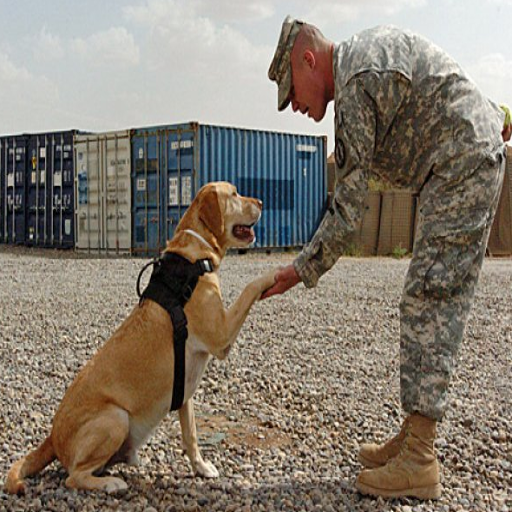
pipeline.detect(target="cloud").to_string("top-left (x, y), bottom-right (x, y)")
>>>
top-left (124, 0), bottom-right (266, 77)
top-left (300, 0), bottom-right (426, 25)
top-left (33, 27), bottom-right (65, 61)
top-left (467, 53), bottom-right (512, 106)
top-left (0, 50), bottom-right (61, 132)
top-left (121, 0), bottom-right (279, 128)
top-left (0, 50), bottom-right (59, 103)
top-left (71, 27), bottom-right (140, 68)
top-left (485, 0), bottom-right (512, 5)
top-left (194, 0), bottom-right (274, 22)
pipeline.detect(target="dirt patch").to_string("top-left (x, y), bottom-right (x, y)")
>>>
top-left (197, 415), bottom-right (291, 450)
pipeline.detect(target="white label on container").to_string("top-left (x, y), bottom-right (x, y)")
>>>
top-left (65, 219), bottom-right (71, 235)
top-left (181, 176), bottom-right (192, 205)
top-left (137, 178), bottom-right (146, 191)
top-left (7, 174), bottom-right (14, 187)
top-left (31, 172), bottom-right (37, 184)
top-left (171, 140), bottom-right (194, 150)
top-left (54, 172), bottom-right (62, 187)
top-left (40, 171), bottom-right (45, 184)
top-left (138, 148), bottom-right (144, 159)
top-left (169, 177), bottom-right (179, 205)
top-left (296, 144), bottom-right (317, 153)
top-left (40, 147), bottom-right (46, 158)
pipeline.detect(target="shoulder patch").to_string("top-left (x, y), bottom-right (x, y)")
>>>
top-left (335, 137), bottom-right (345, 169)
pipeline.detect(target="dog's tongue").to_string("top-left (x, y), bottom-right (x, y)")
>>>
top-left (233, 225), bottom-right (252, 239)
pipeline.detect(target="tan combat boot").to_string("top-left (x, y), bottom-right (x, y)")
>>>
top-left (356, 413), bottom-right (442, 500)
top-left (358, 416), bottom-right (410, 468)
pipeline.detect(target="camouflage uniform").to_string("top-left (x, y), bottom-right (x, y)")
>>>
top-left (292, 26), bottom-right (506, 421)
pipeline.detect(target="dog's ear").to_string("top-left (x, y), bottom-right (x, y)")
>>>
top-left (199, 189), bottom-right (224, 239)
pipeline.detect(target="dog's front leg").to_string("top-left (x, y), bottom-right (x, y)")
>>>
top-left (179, 398), bottom-right (219, 478)
top-left (215, 270), bottom-right (276, 358)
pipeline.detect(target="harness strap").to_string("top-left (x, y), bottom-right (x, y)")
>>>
top-left (136, 252), bottom-right (214, 411)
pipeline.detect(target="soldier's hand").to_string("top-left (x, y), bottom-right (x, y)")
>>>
top-left (260, 264), bottom-right (301, 299)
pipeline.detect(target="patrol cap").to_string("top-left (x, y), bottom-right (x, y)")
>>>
top-left (268, 16), bottom-right (304, 111)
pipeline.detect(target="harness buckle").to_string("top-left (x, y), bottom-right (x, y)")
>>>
top-left (199, 259), bottom-right (213, 273)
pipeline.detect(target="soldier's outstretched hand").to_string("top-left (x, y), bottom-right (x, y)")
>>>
top-left (260, 264), bottom-right (301, 299)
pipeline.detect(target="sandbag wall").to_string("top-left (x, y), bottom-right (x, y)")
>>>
top-left (487, 145), bottom-right (512, 256)
top-left (342, 145), bottom-right (512, 256)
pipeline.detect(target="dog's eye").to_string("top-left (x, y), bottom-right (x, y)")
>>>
top-left (232, 191), bottom-right (238, 197)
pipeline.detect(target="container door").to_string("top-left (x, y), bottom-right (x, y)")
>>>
top-left (75, 137), bottom-right (103, 251)
top-left (165, 129), bottom-right (195, 242)
top-left (5, 138), bottom-right (28, 244)
top-left (26, 135), bottom-right (49, 246)
top-left (133, 133), bottom-right (161, 254)
top-left (104, 133), bottom-right (131, 253)
top-left (0, 139), bottom-right (5, 243)
top-left (51, 133), bottom-right (74, 248)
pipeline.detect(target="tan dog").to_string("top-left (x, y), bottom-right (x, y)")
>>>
top-left (6, 181), bottom-right (276, 494)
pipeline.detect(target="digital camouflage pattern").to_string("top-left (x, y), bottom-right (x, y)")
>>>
top-left (267, 16), bottom-right (304, 112)
top-left (292, 25), bottom-right (506, 420)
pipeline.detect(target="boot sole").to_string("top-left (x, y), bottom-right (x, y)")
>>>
top-left (357, 453), bottom-right (385, 469)
top-left (356, 480), bottom-right (442, 500)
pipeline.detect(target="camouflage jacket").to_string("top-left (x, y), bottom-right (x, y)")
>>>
top-left (295, 25), bottom-right (505, 288)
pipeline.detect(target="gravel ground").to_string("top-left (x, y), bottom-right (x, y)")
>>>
top-left (0, 247), bottom-right (511, 512)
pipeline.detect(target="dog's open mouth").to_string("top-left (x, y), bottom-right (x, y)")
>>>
top-left (233, 223), bottom-right (256, 243)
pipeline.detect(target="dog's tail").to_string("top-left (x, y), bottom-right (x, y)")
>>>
top-left (5, 435), bottom-right (56, 495)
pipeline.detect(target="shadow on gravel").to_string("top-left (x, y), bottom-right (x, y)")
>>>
top-left (0, 468), bottom-right (426, 512)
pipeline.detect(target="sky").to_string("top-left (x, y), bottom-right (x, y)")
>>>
top-left (1, 0), bottom-right (511, 152)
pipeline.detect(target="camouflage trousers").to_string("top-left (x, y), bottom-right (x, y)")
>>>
top-left (400, 146), bottom-right (507, 421)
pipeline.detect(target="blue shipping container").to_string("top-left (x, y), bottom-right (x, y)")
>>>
top-left (0, 135), bottom-right (29, 244)
top-left (1, 131), bottom-right (77, 248)
top-left (132, 122), bottom-right (327, 254)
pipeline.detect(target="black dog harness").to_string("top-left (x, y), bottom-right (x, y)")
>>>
top-left (136, 252), bottom-right (214, 411)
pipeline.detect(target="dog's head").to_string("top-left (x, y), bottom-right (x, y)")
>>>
top-left (174, 182), bottom-right (263, 256)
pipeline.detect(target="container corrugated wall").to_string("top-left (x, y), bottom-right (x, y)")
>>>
top-left (74, 131), bottom-right (132, 253)
top-left (27, 131), bottom-right (75, 247)
top-left (0, 135), bottom-right (29, 244)
top-left (0, 131), bottom-right (76, 247)
top-left (132, 122), bottom-right (327, 255)
top-left (197, 125), bottom-right (327, 248)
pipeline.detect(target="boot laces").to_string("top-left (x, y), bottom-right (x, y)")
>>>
top-left (387, 424), bottom-right (412, 469)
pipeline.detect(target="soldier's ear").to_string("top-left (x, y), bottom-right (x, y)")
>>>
top-left (304, 50), bottom-right (316, 69)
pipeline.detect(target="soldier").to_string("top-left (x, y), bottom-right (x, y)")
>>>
top-left (264, 16), bottom-right (507, 500)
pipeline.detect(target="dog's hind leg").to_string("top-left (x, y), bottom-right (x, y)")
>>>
top-left (179, 398), bottom-right (219, 478)
top-left (65, 406), bottom-right (130, 493)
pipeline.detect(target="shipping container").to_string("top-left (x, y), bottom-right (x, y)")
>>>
top-left (132, 122), bottom-right (327, 254)
top-left (0, 131), bottom-right (77, 248)
top-left (74, 131), bottom-right (132, 253)
top-left (0, 135), bottom-right (29, 244)
top-left (25, 131), bottom-right (76, 247)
